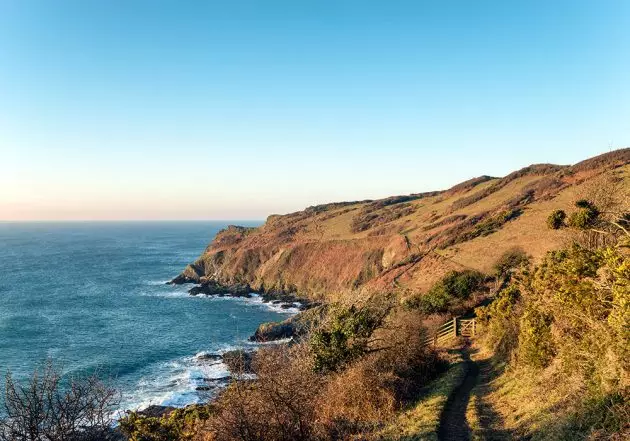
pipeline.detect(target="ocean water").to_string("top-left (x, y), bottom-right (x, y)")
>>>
top-left (0, 221), bottom-right (294, 410)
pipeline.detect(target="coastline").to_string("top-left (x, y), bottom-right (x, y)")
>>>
top-left (121, 288), bottom-right (304, 414)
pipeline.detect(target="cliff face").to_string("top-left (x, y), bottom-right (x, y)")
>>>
top-left (173, 149), bottom-right (630, 301)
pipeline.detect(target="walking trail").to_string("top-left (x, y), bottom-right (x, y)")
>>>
top-left (437, 344), bottom-right (509, 441)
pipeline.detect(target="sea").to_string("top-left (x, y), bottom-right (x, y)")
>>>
top-left (0, 221), bottom-right (296, 411)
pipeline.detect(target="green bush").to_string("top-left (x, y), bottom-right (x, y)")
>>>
top-left (567, 200), bottom-right (600, 229)
top-left (119, 406), bottom-right (211, 441)
top-left (546, 209), bottom-right (566, 229)
top-left (416, 288), bottom-right (452, 314)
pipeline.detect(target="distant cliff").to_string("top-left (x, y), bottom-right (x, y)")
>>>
top-left (172, 149), bottom-right (630, 301)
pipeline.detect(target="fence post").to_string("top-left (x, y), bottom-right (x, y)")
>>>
top-left (453, 317), bottom-right (458, 338)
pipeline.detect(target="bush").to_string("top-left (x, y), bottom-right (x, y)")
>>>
top-left (567, 200), bottom-right (600, 229)
top-left (120, 406), bottom-right (210, 441)
top-left (406, 270), bottom-right (487, 314)
top-left (475, 285), bottom-right (521, 357)
top-left (310, 304), bottom-right (388, 372)
top-left (204, 344), bottom-right (323, 441)
top-left (518, 306), bottom-right (555, 368)
top-left (0, 361), bottom-right (119, 441)
top-left (493, 247), bottom-right (529, 280)
top-left (547, 209), bottom-right (566, 229)
top-left (415, 289), bottom-right (452, 314)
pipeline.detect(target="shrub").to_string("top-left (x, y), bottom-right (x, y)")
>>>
top-left (416, 288), bottom-right (452, 314)
top-left (314, 308), bottom-right (446, 439)
top-left (567, 200), bottom-right (600, 229)
top-left (0, 361), bottom-right (119, 441)
top-left (310, 305), bottom-right (388, 372)
top-left (475, 285), bottom-right (521, 357)
top-left (518, 306), bottom-right (555, 368)
top-left (204, 344), bottom-right (323, 441)
top-left (197, 302), bottom-right (447, 441)
top-left (547, 209), bottom-right (566, 229)
top-left (120, 406), bottom-right (210, 441)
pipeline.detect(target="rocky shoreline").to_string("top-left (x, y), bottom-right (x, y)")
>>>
top-left (167, 276), bottom-right (319, 341)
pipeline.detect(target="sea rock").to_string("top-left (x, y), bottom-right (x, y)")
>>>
top-left (249, 305), bottom-right (327, 342)
top-left (196, 375), bottom-right (232, 390)
top-left (188, 280), bottom-right (252, 297)
top-left (194, 352), bottom-right (223, 362)
top-left (222, 350), bottom-right (254, 374)
top-left (167, 274), bottom-right (197, 285)
top-left (138, 405), bottom-right (176, 418)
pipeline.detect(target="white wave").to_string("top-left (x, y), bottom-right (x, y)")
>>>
top-left (257, 337), bottom-right (293, 345)
top-left (241, 294), bottom-right (301, 314)
top-left (120, 353), bottom-right (233, 412)
top-left (139, 289), bottom-right (190, 298)
top-left (145, 280), bottom-right (171, 286)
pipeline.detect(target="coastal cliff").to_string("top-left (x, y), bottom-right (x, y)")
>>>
top-left (172, 149), bottom-right (630, 302)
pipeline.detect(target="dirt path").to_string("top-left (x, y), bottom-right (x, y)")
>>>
top-left (437, 345), bottom-right (479, 441)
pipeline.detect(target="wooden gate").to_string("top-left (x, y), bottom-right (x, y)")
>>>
top-left (422, 317), bottom-right (476, 347)
top-left (458, 319), bottom-right (476, 337)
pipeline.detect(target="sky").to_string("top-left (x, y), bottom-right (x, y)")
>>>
top-left (0, 1), bottom-right (628, 221)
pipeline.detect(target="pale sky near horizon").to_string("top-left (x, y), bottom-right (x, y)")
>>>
top-left (1, 1), bottom-right (629, 221)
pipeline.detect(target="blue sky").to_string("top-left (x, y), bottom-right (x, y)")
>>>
top-left (1, 0), bottom-right (628, 220)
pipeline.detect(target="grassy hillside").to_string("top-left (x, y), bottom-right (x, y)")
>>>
top-left (174, 149), bottom-right (630, 301)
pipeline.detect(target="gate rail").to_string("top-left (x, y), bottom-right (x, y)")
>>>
top-left (422, 317), bottom-right (476, 347)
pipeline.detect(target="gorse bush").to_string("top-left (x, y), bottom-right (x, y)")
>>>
top-left (475, 285), bottom-right (520, 357)
top-left (567, 200), bottom-right (601, 229)
top-left (120, 406), bottom-right (210, 441)
top-left (477, 232), bottom-right (629, 438)
top-left (518, 306), bottom-right (555, 368)
top-left (485, 243), bottom-right (629, 385)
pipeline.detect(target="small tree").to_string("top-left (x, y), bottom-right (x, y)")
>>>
top-left (0, 361), bottom-right (120, 441)
top-left (310, 305), bottom-right (388, 372)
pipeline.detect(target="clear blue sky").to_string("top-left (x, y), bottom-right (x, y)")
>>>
top-left (1, 0), bottom-right (628, 220)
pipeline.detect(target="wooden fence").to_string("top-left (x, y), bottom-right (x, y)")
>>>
top-left (422, 317), bottom-right (476, 347)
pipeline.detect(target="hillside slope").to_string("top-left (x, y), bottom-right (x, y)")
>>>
top-left (172, 149), bottom-right (630, 301)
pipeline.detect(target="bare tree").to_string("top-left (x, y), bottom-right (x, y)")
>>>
top-left (1, 360), bottom-right (120, 441)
